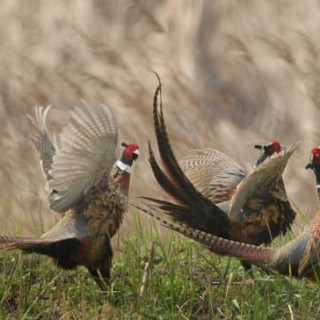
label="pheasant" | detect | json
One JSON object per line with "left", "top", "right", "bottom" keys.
{"left": 0, "top": 103, "right": 139, "bottom": 289}
{"left": 138, "top": 147, "right": 320, "bottom": 281}
{"left": 138, "top": 76, "right": 297, "bottom": 271}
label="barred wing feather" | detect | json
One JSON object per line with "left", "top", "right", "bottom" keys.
{"left": 48, "top": 103, "right": 118, "bottom": 213}
{"left": 179, "top": 149, "right": 246, "bottom": 204}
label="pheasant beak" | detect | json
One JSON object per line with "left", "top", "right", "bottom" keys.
{"left": 132, "top": 149, "right": 140, "bottom": 161}
{"left": 280, "top": 144, "right": 287, "bottom": 151}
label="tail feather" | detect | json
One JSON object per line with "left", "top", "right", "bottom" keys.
{"left": 148, "top": 75, "right": 232, "bottom": 237}
{"left": 148, "top": 142, "right": 191, "bottom": 205}
{"left": 0, "top": 235, "right": 52, "bottom": 250}
{"left": 0, "top": 234, "right": 83, "bottom": 269}
{"left": 140, "top": 197, "right": 231, "bottom": 237}
{"left": 152, "top": 75, "right": 208, "bottom": 205}
{"left": 132, "top": 202, "right": 272, "bottom": 264}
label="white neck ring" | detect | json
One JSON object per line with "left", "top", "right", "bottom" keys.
{"left": 116, "top": 160, "right": 132, "bottom": 173}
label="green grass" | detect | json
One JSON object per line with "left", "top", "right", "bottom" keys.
{"left": 0, "top": 218, "right": 320, "bottom": 319}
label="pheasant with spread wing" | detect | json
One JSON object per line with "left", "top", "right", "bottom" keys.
{"left": 138, "top": 77, "right": 297, "bottom": 270}
{"left": 0, "top": 104, "right": 139, "bottom": 289}
{"left": 138, "top": 147, "right": 320, "bottom": 281}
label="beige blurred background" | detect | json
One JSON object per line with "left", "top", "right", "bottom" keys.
{"left": 0, "top": 0, "right": 319, "bottom": 236}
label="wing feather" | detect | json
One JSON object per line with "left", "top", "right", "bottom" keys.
{"left": 179, "top": 149, "right": 246, "bottom": 203}
{"left": 229, "top": 142, "right": 300, "bottom": 217}
{"left": 48, "top": 103, "right": 118, "bottom": 213}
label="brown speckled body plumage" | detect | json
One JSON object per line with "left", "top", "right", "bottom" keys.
{"left": 236, "top": 180, "right": 296, "bottom": 246}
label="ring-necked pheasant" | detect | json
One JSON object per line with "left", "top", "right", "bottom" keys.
{"left": 138, "top": 147, "right": 320, "bottom": 281}
{"left": 137, "top": 76, "right": 298, "bottom": 271}
{"left": 0, "top": 103, "right": 139, "bottom": 289}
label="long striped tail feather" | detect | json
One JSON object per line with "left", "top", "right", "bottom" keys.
{"left": 148, "top": 75, "right": 238, "bottom": 240}
{"left": 151, "top": 75, "right": 212, "bottom": 208}
{"left": 131, "top": 202, "right": 273, "bottom": 269}
{"left": 147, "top": 142, "right": 191, "bottom": 206}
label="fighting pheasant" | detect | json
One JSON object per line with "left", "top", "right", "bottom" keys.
{"left": 0, "top": 103, "right": 139, "bottom": 289}
{"left": 138, "top": 147, "right": 320, "bottom": 281}
{"left": 138, "top": 77, "right": 297, "bottom": 270}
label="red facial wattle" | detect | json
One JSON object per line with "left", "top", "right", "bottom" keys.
{"left": 123, "top": 143, "right": 139, "bottom": 161}
{"left": 254, "top": 139, "right": 282, "bottom": 168}
{"left": 269, "top": 140, "right": 281, "bottom": 155}
{"left": 311, "top": 147, "right": 320, "bottom": 166}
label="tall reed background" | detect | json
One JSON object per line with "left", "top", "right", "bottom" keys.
{"left": 0, "top": 0, "right": 319, "bottom": 237}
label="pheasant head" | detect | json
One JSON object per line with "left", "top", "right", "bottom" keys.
{"left": 112, "top": 142, "right": 139, "bottom": 194}
{"left": 254, "top": 139, "right": 284, "bottom": 168}
{"left": 117, "top": 143, "right": 139, "bottom": 171}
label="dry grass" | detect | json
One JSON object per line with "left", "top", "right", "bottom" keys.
{"left": 0, "top": 0, "right": 320, "bottom": 238}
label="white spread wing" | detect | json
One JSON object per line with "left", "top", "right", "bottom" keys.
{"left": 47, "top": 102, "right": 118, "bottom": 213}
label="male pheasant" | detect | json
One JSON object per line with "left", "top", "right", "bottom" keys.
{"left": 139, "top": 147, "right": 320, "bottom": 281}
{"left": 138, "top": 77, "right": 297, "bottom": 271}
{"left": 0, "top": 103, "right": 139, "bottom": 289}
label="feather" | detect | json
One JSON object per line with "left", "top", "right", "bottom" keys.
{"left": 29, "top": 105, "right": 56, "bottom": 181}
{"left": 47, "top": 102, "right": 118, "bottom": 213}
{"left": 229, "top": 142, "right": 300, "bottom": 218}
{"left": 298, "top": 216, "right": 320, "bottom": 277}
{"left": 132, "top": 202, "right": 271, "bottom": 263}
{"left": 179, "top": 148, "right": 246, "bottom": 204}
